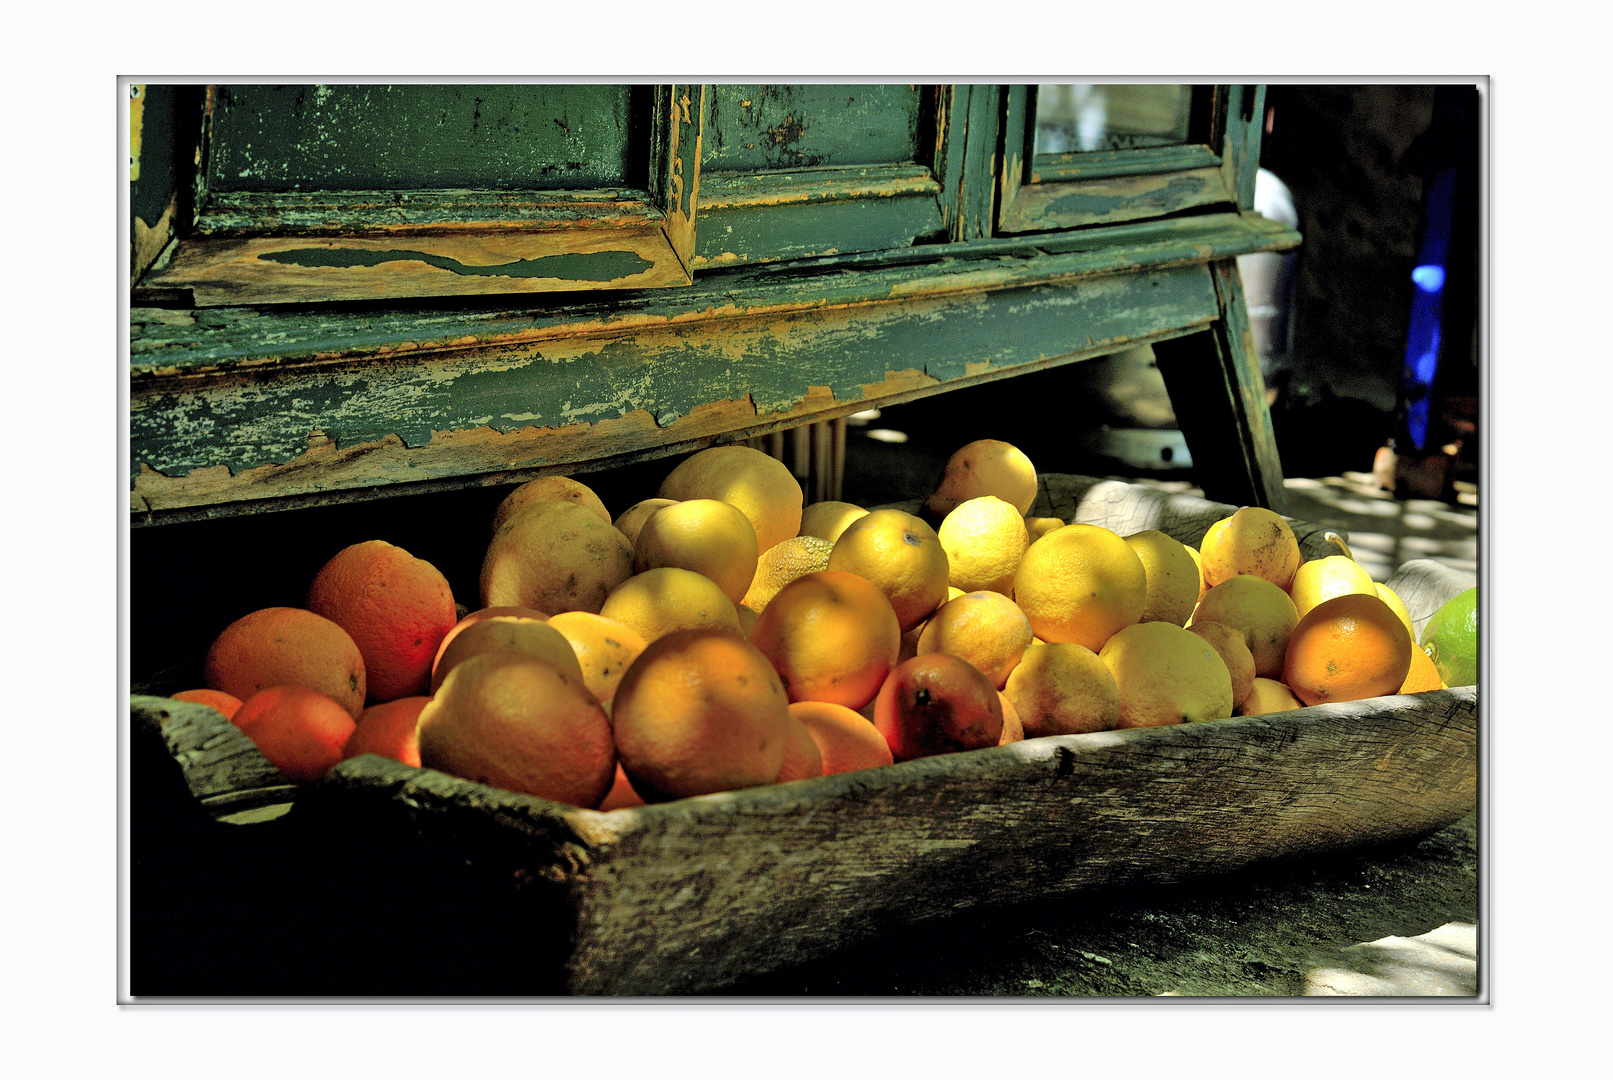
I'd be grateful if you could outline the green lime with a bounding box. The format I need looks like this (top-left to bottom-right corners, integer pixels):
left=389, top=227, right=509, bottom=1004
left=1419, top=586, right=1478, bottom=687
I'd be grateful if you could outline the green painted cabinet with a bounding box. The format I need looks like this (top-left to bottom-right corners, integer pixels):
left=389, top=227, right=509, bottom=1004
left=128, top=82, right=1299, bottom=519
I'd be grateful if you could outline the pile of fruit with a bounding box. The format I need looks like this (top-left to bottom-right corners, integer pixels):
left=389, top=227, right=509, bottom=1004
left=168, top=438, right=1479, bottom=811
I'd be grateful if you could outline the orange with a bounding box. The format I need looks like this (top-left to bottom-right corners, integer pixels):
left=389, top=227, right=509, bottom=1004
left=788, top=700, right=895, bottom=775
left=924, top=439, right=1039, bottom=517
left=657, top=445, right=804, bottom=555
left=1098, top=622, right=1234, bottom=727
left=204, top=606, right=367, bottom=718
left=1237, top=677, right=1305, bottom=716
left=1282, top=592, right=1414, bottom=707
left=489, top=475, right=612, bottom=534
left=610, top=629, right=792, bottom=802
left=997, top=691, right=1024, bottom=745
left=1186, top=620, right=1257, bottom=711
left=1190, top=575, right=1300, bottom=680
left=798, top=501, right=869, bottom=543
left=1199, top=507, right=1303, bottom=592
left=741, top=534, right=834, bottom=613
left=613, top=498, right=679, bottom=547
left=417, top=650, right=615, bottom=808
left=171, top=688, right=242, bottom=722
left=599, top=566, right=741, bottom=643
left=232, top=685, right=358, bottom=783
left=597, top=763, right=647, bottom=811
left=915, top=590, right=1034, bottom=690
left=432, top=605, right=550, bottom=676
left=480, top=500, right=635, bottom=616
left=1013, top=523, right=1146, bottom=651
left=1002, top=641, right=1121, bottom=738
left=1287, top=555, right=1377, bottom=621
left=776, top=712, right=826, bottom=783
left=1124, top=529, right=1201, bottom=627
left=545, top=611, right=648, bottom=705
left=306, top=539, right=458, bottom=702
left=343, top=696, right=429, bottom=768
left=1399, top=644, right=1445, bottom=694
left=828, top=508, right=950, bottom=632
left=872, top=653, right=1003, bottom=762
left=429, top=615, right=584, bottom=694
left=937, top=496, right=1030, bottom=596
left=632, top=497, right=760, bottom=605
left=748, top=569, right=902, bottom=710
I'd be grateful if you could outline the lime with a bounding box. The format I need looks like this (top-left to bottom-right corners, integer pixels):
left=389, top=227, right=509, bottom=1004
left=1418, top=586, right=1478, bottom=687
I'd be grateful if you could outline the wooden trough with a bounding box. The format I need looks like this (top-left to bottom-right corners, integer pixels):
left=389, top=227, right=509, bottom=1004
left=127, top=475, right=1479, bottom=996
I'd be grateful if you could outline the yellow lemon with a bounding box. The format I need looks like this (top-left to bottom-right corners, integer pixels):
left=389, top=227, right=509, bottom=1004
left=658, top=445, right=804, bottom=555
left=613, top=498, right=678, bottom=547
left=1288, top=555, right=1377, bottom=620
left=937, top=496, right=1030, bottom=596
left=1190, top=575, right=1299, bottom=680
left=798, top=501, right=870, bottom=543
left=1199, top=506, right=1303, bottom=592
left=1375, top=582, right=1416, bottom=640
left=828, top=508, right=951, bottom=633
left=1025, top=517, right=1066, bottom=542
left=1124, top=529, right=1200, bottom=627
left=479, top=500, right=635, bottom=615
left=1013, top=523, right=1146, bottom=652
left=632, top=497, right=760, bottom=606
left=599, top=567, right=741, bottom=644
left=1237, top=677, right=1306, bottom=716
left=924, top=439, right=1039, bottom=517
left=1001, top=641, right=1120, bottom=738
left=741, top=535, right=835, bottom=613
left=489, top=475, right=613, bottom=535
left=545, top=611, right=648, bottom=705
left=1099, top=621, right=1234, bottom=727
left=1186, top=619, right=1257, bottom=711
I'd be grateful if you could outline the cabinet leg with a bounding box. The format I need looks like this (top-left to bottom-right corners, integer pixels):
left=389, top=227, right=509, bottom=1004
left=1153, top=259, right=1287, bottom=513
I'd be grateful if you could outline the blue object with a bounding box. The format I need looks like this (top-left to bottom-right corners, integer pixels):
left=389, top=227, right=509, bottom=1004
left=1402, top=166, right=1457, bottom=451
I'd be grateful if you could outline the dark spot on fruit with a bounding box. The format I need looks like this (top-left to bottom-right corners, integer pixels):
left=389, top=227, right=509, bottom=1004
left=413, top=638, right=422, bottom=647
left=903, top=531, right=922, bottom=546
left=349, top=675, right=359, bottom=690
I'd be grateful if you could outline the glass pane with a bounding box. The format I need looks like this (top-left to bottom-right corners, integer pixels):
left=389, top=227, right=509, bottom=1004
left=1033, top=84, right=1193, bottom=155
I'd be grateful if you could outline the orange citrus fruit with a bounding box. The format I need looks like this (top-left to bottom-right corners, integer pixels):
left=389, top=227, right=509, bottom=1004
left=479, top=500, right=635, bottom=615
left=937, top=496, right=1030, bottom=596
left=170, top=688, right=243, bottom=722
left=828, top=508, right=951, bottom=632
left=429, top=614, right=584, bottom=694
left=924, top=439, right=1039, bottom=517
left=748, top=569, right=902, bottom=710
left=997, top=691, right=1024, bottom=745
left=597, top=763, right=648, bottom=811
left=1191, top=575, right=1300, bottom=680
left=1399, top=644, right=1445, bottom=694
left=611, top=628, right=793, bottom=802
left=1098, top=621, right=1234, bottom=727
left=306, top=539, right=458, bottom=702
left=1001, top=640, right=1121, bottom=738
left=1281, top=592, right=1414, bottom=707
left=632, top=497, right=760, bottom=606
left=232, top=685, right=358, bottom=783
left=204, top=607, right=367, bottom=718
left=788, top=700, right=895, bottom=775
left=657, top=445, right=804, bottom=555
left=798, top=501, right=869, bottom=543
left=417, top=650, right=615, bottom=808
left=1013, top=523, right=1146, bottom=651
left=599, top=566, right=741, bottom=643
left=1199, top=507, right=1303, bottom=592
left=872, top=653, right=1004, bottom=762
left=489, top=474, right=612, bottom=534
left=776, top=711, right=826, bottom=783
left=915, top=589, right=1034, bottom=689
left=741, top=534, right=835, bottom=613
left=343, top=695, right=429, bottom=768
left=545, top=611, right=647, bottom=705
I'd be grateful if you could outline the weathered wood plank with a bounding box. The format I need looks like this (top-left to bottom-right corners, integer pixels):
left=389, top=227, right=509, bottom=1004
left=1153, top=258, right=1288, bottom=511
left=998, top=164, right=1237, bottom=233
left=931, top=84, right=1000, bottom=242
left=130, top=266, right=1222, bottom=515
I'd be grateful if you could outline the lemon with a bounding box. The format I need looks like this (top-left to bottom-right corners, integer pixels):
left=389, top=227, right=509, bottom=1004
left=1288, top=555, right=1377, bottom=620
left=632, top=497, right=760, bottom=606
left=1190, top=574, right=1299, bottom=679
left=937, top=496, right=1030, bottom=596
left=741, top=535, right=834, bottom=613
left=658, top=445, right=804, bottom=555
left=924, top=439, right=1039, bottom=517
left=599, top=567, right=741, bottom=644
left=915, top=590, right=1035, bottom=689
left=1099, top=621, right=1234, bottom=727
left=828, top=508, right=951, bottom=632
left=1237, top=677, right=1305, bottom=716
left=1199, top=506, right=1303, bottom=592
left=1013, top=523, right=1146, bottom=652
left=1124, top=529, right=1200, bottom=627
left=1002, top=641, right=1120, bottom=738
left=798, top=501, right=869, bottom=543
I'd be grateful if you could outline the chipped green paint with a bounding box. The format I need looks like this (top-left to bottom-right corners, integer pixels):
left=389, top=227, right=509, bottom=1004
left=257, top=246, right=655, bottom=281
left=702, top=85, right=921, bottom=172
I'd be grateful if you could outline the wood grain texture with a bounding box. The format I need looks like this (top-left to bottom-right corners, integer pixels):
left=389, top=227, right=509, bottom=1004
left=130, top=697, right=294, bottom=815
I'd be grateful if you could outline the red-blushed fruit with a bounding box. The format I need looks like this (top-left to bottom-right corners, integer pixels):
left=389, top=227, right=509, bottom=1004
left=232, top=685, right=358, bottom=784
left=342, top=696, right=429, bottom=768
left=872, top=653, right=1003, bottom=762
left=788, top=700, right=895, bottom=776
left=171, top=688, right=243, bottom=722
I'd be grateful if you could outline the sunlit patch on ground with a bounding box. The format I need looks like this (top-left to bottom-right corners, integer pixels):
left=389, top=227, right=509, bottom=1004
left=1303, top=922, right=1477, bottom=996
